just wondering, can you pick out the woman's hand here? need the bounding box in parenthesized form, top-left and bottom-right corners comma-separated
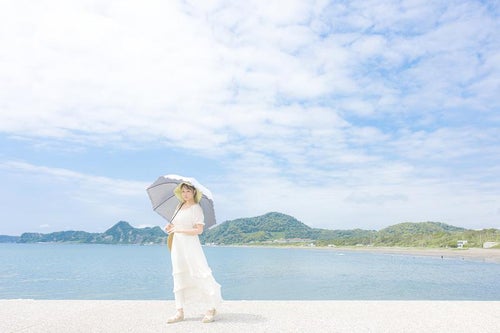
(172, 224, 203, 236)
(165, 224, 203, 235)
(167, 225, 182, 234)
(165, 223, 175, 233)
(180, 224, 203, 235)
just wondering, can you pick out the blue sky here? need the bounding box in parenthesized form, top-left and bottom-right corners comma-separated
(1, 0, 499, 235)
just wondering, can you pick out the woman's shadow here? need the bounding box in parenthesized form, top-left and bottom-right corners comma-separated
(218, 312, 267, 324)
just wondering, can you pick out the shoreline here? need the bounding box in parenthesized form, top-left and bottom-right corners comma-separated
(329, 246, 500, 264)
(5, 242, 500, 264)
(215, 244, 500, 264)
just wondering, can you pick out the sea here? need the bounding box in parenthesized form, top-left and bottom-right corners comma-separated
(1, 243, 499, 301)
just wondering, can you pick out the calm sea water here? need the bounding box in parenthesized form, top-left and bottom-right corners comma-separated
(0, 243, 499, 300)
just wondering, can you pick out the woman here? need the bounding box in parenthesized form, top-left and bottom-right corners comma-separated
(164, 182, 222, 324)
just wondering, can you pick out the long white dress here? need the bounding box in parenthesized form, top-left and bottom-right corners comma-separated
(170, 204, 222, 310)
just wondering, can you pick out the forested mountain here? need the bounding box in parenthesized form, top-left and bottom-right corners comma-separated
(2, 213, 499, 248)
(17, 221, 167, 245)
(200, 212, 315, 244)
(0, 235, 19, 243)
(201, 212, 500, 248)
(199, 212, 376, 244)
(372, 222, 468, 247)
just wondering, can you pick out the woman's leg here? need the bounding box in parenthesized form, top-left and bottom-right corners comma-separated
(174, 289, 185, 309)
(167, 290, 185, 324)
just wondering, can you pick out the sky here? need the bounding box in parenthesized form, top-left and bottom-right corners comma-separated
(0, 0, 499, 236)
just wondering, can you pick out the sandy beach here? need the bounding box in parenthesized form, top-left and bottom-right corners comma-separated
(1, 300, 499, 333)
(329, 246, 500, 264)
(238, 245, 500, 264)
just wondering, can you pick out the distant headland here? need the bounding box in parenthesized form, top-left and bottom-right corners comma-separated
(1, 212, 499, 249)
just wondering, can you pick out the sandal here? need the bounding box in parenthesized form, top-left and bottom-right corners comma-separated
(167, 309, 184, 324)
(202, 308, 216, 323)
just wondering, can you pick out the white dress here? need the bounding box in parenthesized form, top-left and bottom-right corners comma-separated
(170, 204, 222, 310)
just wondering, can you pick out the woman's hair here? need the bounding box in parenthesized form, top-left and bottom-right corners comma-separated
(181, 183, 197, 195)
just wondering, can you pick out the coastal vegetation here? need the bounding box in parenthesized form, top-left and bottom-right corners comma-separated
(201, 212, 500, 248)
(2, 212, 499, 248)
(0, 235, 19, 243)
(15, 221, 166, 245)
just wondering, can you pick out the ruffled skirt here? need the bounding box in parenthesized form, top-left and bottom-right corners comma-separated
(171, 233, 222, 309)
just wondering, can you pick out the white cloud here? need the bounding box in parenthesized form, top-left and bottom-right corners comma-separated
(0, 161, 156, 234)
(0, 0, 499, 233)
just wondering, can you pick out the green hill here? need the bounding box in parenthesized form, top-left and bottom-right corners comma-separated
(17, 221, 167, 245)
(201, 212, 313, 244)
(201, 213, 499, 248)
(98, 221, 166, 244)
(379, 222, 466, 235)
(18, 230, 99, 243)
(200, 212, 378, 245)
(372, 222, 464, 247)
(4, 212, 499, 248)
(312, 229, 377, 246)
(0, 235, 20, 243)
(371, 222, 491, 247)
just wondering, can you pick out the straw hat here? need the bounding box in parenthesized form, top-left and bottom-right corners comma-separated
(173, 182, 203, 203)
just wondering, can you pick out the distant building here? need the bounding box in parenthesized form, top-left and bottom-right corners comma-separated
(483, 242, 499, 249)
(457, 240, 468, 248)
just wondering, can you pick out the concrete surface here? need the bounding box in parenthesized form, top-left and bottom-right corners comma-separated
(1, 300, 499, 332)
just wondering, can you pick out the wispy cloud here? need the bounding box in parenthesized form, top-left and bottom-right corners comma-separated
(0, 0, 499, 233)
(0, 161, 154, 233)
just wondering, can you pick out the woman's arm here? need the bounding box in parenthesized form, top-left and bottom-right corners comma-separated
(173, 224, 204, 235)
